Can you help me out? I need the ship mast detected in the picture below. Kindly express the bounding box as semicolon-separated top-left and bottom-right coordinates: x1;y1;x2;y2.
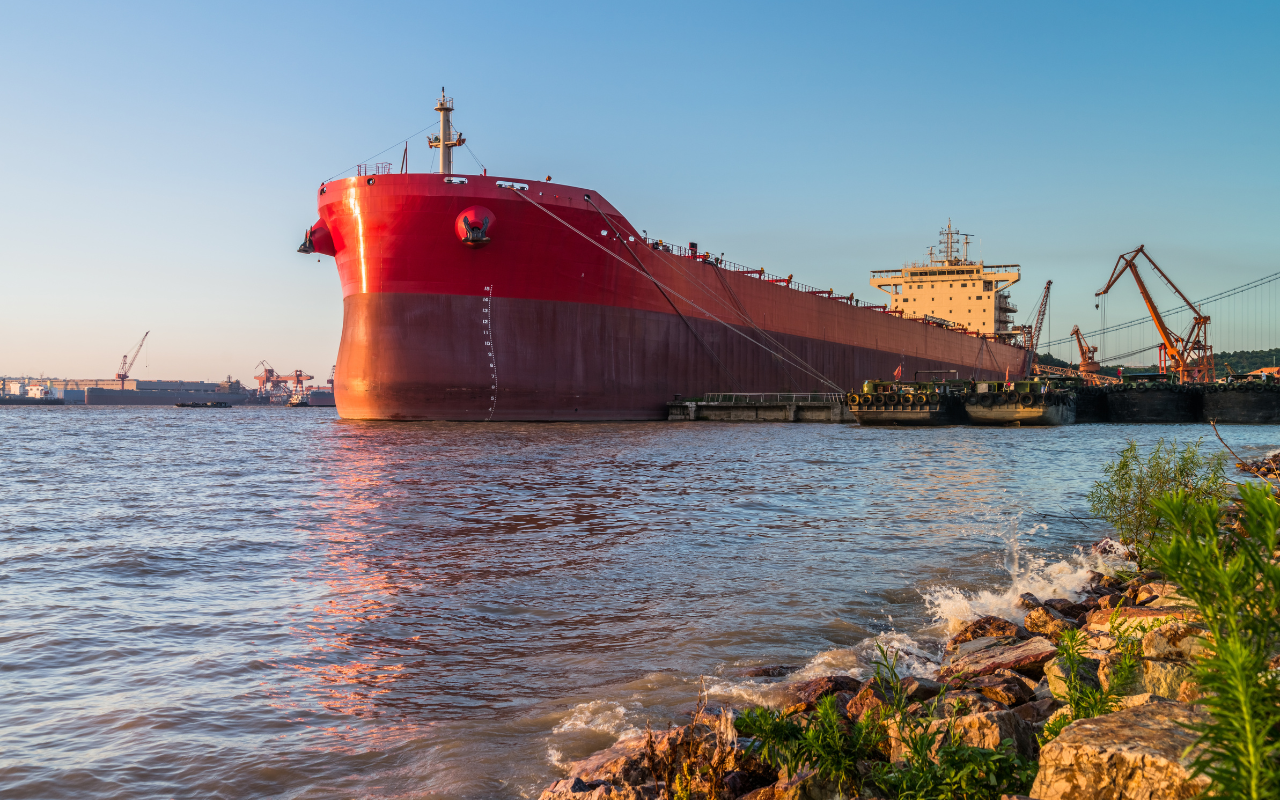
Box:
429;88;465;174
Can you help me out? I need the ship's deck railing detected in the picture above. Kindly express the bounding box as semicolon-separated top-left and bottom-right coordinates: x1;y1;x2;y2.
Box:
870;263;1023;279
697;392;846;404
641;238;881;307
640;237;1027;348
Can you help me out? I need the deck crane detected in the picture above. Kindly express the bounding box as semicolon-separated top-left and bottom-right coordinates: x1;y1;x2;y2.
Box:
1023;281;1051;377
1095;245;1213;383
115;331;150;389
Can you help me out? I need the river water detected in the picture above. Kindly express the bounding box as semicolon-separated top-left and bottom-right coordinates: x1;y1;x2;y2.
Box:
3;406;1277;799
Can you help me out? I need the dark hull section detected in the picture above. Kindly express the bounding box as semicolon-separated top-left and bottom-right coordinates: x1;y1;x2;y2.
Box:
1075;388;1109;423
337;293;1014;421
851;404;963;426
85;388;250;406
0;396;65;406
1105;387;1201;423
1203;389;1280;424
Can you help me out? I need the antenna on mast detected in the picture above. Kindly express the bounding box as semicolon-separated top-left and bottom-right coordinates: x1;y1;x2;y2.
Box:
428;88;465;175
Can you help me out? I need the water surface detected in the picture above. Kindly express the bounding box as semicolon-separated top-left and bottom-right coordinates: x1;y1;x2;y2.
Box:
2;407;1276;799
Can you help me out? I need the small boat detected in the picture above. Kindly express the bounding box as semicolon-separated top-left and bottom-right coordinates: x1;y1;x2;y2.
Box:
286;394;310;407
175;401;231;408
962;378;1076;426
847;377;966;426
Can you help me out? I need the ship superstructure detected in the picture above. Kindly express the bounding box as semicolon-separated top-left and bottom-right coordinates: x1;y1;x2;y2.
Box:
869;221;1022;341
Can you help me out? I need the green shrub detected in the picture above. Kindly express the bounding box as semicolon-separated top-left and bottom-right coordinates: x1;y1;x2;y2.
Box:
1086;438;1228;563
1147;483;1280;800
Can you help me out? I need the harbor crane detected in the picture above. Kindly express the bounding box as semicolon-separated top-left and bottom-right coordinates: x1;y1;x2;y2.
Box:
115;331;150;389
1023;281;1051;377
1095;245;1214;383
1071;325;1102;377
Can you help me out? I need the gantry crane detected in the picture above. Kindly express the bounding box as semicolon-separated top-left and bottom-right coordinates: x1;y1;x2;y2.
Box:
1095;246;1213;383
282;370;314;393
1023;280;1052;377
115;331;150;389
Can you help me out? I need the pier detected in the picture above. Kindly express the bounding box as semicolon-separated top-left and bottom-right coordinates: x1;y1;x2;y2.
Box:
666;393;853;423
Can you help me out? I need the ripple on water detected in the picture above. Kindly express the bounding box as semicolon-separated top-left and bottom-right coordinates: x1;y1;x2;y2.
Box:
1;407;1276;799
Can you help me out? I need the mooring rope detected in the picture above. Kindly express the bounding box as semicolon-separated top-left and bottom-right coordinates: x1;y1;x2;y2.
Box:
508;188;846;392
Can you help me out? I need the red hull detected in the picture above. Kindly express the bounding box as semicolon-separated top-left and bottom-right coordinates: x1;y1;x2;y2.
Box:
311;174;1028;420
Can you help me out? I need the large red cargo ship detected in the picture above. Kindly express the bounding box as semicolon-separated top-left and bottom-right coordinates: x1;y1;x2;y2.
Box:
300;95;1030;421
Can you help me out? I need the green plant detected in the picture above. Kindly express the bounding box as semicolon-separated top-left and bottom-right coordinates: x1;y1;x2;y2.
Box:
1087;438;1228;563
1037;613;1145;746
1148;483;1280;800
868;645;1038;799
735;694;876;795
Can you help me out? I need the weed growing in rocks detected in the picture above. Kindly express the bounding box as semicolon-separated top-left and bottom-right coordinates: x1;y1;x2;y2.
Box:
1087;438;1228;563
1038;611;1144;745
1148;483;1280;800
735;694;877;797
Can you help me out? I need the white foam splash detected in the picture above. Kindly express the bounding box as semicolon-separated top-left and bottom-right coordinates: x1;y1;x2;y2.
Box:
546;746;569;770
551;700;641;740
923;515;1127;634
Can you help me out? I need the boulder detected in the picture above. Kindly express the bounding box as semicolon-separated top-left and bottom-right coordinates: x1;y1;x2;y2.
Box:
1097;594;1130;610
844;684;889;724
1176;679;1202;704
962;673;1033;706
936;690;1009;717
1043;598;1090;618
1117;692;1173;710
940;636;1058;679
737;769;840;800
900;676;943;701
538;779;653;800
1012;696;1061;725
568;725;710;785
1098;656;1193;699
1142;621;1209;661
776;675;862;712
1083;605;1200;634
1023;606;1079;642
1044;655;1100;701
1135;581;1184;605
929;710;1037;760
1016;592;1042;610
948;616;1030;648
1030;703;1209;800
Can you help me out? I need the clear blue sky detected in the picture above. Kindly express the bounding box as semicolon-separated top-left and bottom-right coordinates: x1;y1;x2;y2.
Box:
2;2;1276;380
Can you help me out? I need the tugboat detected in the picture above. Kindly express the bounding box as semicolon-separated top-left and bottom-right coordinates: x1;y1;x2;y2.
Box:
847;373;966;425
175;401;232;408
286;393;311;408
963;377;1076;426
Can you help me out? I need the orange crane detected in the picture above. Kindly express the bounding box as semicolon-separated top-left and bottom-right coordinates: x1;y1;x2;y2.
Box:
1095;245;1213;383
283;370;314;393
1071;325;1101;377
115;331;150;389
1023;280;1051;377
253;361;292;397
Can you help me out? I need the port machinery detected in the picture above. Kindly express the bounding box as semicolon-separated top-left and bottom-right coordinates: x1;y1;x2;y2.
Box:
252;362;316;404
114;331;150;389
1095;245;1214;383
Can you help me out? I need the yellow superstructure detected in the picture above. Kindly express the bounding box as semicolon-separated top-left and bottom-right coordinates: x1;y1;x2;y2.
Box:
870;221;1021;340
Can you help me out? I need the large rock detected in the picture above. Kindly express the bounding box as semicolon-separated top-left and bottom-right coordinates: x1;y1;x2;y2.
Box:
844;684;889;723
963;673;1033;706
737;769;842;800
776;675;862;712
936;690;1009;717
1083;605;1200;634
1024;606;1079;642
1044;655;1100;701
900;676;943;701
1142;622;1208;661
1030;703;1209;799
1098;656;1193;699
888;710;1037;763
568;725;710;785
1042;598;1090;618
1135;582;1185;605
1012;696;1060;725
538;778;653;800
941;636;1058;679
948;616;1030;647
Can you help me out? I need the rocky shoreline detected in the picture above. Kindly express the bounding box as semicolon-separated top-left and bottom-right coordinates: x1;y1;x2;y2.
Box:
533;551;1217;800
